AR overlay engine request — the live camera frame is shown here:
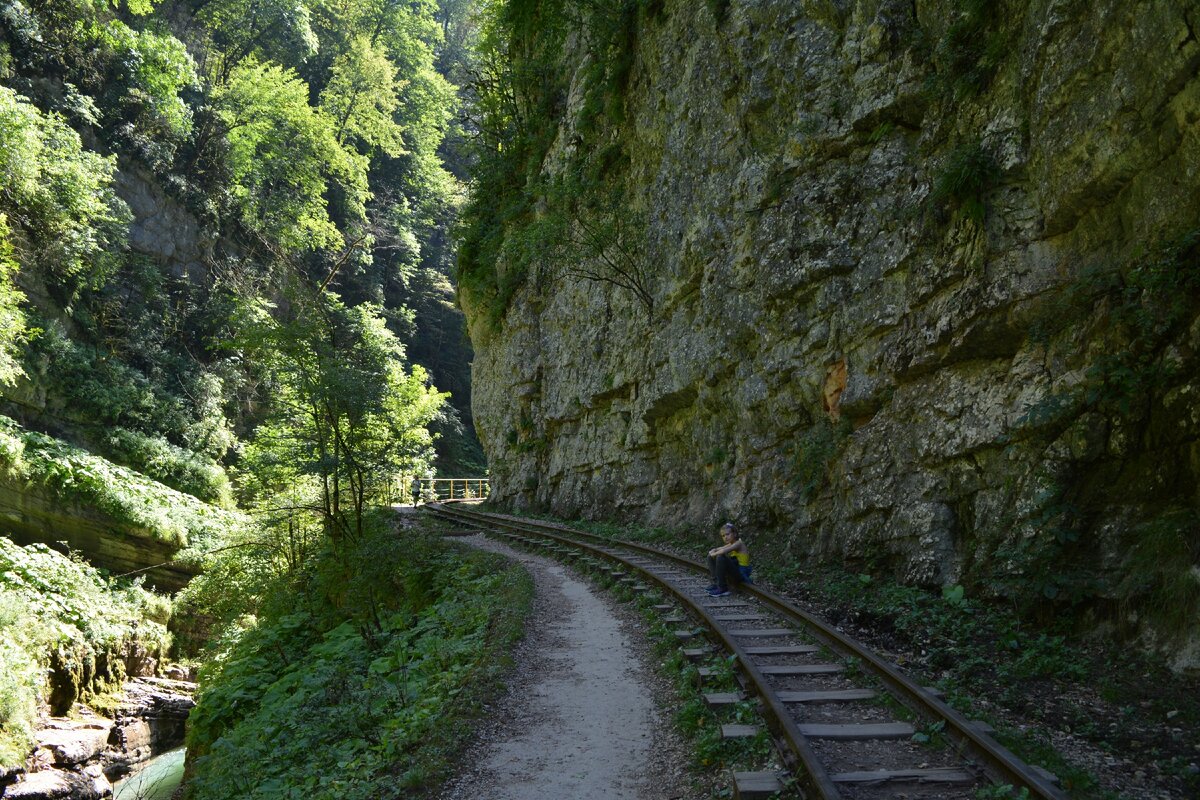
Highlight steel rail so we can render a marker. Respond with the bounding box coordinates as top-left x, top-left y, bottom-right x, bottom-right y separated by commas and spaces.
428, 503, 1067, 800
